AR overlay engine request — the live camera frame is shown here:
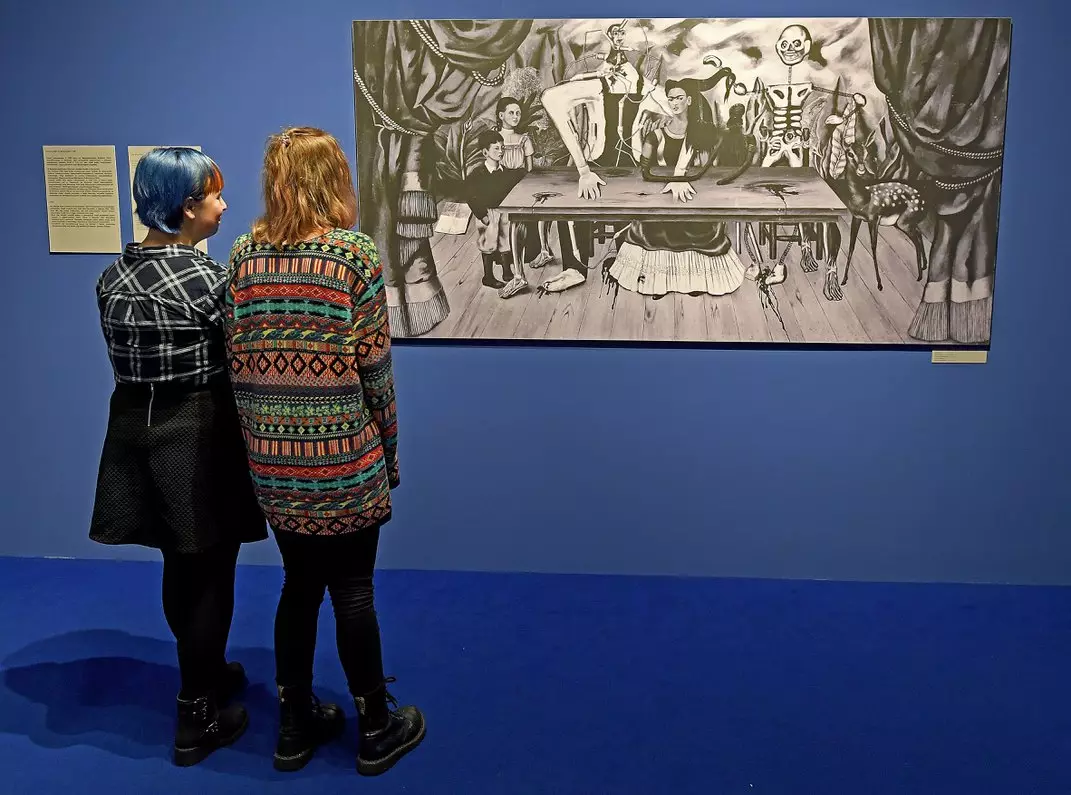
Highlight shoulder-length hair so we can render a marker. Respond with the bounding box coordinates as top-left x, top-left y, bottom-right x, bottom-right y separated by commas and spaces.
251, 127, 357, 247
